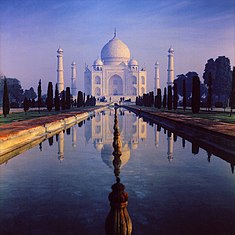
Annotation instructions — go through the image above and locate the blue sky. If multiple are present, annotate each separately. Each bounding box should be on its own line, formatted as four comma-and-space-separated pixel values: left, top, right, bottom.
0, 0, 234, 92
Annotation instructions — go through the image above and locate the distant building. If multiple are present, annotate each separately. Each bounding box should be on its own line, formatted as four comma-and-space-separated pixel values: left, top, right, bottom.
84, 30, 147, 101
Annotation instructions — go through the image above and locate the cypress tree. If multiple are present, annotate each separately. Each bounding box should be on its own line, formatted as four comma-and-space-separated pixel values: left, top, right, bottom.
54, 84, 60, 111
207, 72, 213, 111
37, 79, 42, 113
230, 67, 235, 116
157, 88, 162, 109
183, 79, 186, 111
66, 87, 71, 109
163, 87, 167, 109
173, 82, 178, 110
3, 78, 10, 117
46, 82, 53, 111
192, 76, 201, 113
167, 85, 172, 110
23, 97, 30, 114
61, 90, 66, 110
77, 91, 83, 107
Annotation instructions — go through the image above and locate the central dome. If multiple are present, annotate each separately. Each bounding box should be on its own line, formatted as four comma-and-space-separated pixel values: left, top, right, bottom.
101, 35, 131, 65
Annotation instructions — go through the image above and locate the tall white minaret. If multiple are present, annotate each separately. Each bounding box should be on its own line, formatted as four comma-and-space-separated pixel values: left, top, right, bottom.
167, 46, 174, 86
71, 61, 77, 98
57, 47, 64, 93
154, 61, 160, 96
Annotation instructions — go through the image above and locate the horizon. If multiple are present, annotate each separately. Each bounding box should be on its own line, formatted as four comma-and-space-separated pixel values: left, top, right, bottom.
0, 0, 235, 93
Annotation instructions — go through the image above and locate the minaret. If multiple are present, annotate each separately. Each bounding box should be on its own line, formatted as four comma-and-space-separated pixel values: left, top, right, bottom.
154, 61, 160, 96
167, 131, 173, 162
167, 46, 174, 86
72, 126, 76, 148
58, 131, 65, 162
71, 61, 77, 98
154, 125, 159, 148
57, 47, 64, 93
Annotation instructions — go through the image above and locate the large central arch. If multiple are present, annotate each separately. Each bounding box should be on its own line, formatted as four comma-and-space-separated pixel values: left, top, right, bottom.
109, 75, 123, 96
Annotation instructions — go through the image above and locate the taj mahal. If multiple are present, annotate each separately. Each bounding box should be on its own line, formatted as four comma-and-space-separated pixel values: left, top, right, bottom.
84, 30, 147, 101
56, 30, 175, 100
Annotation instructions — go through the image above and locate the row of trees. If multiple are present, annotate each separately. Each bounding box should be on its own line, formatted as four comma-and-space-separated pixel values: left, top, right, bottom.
136, 70, 235, 114
2, 79, 96, 117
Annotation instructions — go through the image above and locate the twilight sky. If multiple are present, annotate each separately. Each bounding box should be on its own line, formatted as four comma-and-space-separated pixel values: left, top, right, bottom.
0, 0, 235, 93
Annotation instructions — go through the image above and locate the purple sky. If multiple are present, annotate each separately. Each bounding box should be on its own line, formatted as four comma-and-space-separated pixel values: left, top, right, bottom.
0, 0, 235, 93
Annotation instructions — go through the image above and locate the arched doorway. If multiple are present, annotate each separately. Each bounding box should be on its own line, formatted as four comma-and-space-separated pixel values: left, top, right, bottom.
109, 75, 123, 96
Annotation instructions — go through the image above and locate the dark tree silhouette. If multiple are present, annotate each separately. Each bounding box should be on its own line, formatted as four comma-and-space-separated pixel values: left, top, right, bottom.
207, 72, 213, 111
230, 67, 235, 116
46, 82, 53, 112
192, 76, 200, 113
167, 85, 172, 110
173, 82, 178, 110
163, 87, 167, 109
156, 88, 162, 109
183, 79, 186, 111
3, 78, 10, 117
77, 91, 84, 107
66, 87, 71, 109
37, 79, 42, 113
54, 84, 60, 111
23, 97, 30, 114
61, 90, 66, 110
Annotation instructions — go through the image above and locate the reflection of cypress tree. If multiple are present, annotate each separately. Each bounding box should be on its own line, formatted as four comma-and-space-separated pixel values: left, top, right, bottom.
39, 142, 42, 151
230, 164, 234, 174
207, 151, 212, 162
173, 133, 177, 142
48, 137, 53, 146
78, 121, 83, 127
167, 85, 172, 110
167, 130, 171, 138
192, 142, 199, 155
157, 124, 161, 132
3, 78, 10, 118
164, 128, 166, 134
56, 134, 59, 142
182, 138, 185, 148
66, 128, 71, 135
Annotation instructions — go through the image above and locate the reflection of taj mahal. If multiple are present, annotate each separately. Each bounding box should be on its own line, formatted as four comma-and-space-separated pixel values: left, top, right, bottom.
85, 109, 147, 167
84, 30, 147, 101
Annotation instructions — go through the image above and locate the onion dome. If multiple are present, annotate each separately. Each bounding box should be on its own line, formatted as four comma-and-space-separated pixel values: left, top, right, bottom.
93, 58, 103, 66
168, 46, 174, 53
101, 34, 130, 65
128, 58, 139, 66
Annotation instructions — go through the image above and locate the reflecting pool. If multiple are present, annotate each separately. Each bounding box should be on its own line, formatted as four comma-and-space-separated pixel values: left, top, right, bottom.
0, 108, 235, 234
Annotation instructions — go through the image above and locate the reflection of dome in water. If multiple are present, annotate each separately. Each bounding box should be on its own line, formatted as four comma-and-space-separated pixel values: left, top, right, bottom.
101, 143, 130, 168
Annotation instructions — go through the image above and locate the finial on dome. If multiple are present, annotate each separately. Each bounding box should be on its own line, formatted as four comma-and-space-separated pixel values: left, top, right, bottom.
114, 27, 117, 38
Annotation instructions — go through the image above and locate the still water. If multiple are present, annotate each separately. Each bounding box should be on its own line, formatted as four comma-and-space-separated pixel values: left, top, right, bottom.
0, 108, 235, 235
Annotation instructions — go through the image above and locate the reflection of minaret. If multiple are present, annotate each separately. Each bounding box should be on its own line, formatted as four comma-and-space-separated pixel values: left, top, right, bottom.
167, 130, 173, 162
154, 125, 159, 148
154, 61, 160, 96
57, 47, 64, 93
71, 61, 77, 98
72, 126, 76, 148
58, 131, 65, 161
105, 107, 132, 235
167, 46, 174, 86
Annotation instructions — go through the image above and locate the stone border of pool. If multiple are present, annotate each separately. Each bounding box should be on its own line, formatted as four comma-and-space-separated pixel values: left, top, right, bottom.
0, 105, 108, 162
123, 105, 235, 160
